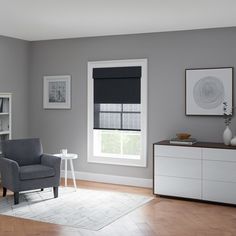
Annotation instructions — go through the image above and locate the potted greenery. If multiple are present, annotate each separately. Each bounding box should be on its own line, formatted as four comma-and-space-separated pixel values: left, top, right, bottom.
223, 102, 233, 145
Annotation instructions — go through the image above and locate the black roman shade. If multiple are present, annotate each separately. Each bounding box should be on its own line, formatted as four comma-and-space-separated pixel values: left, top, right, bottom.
93, 67, 141, 104
93, 66, 141, 131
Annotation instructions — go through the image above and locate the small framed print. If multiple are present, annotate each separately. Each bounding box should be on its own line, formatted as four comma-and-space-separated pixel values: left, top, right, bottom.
43, 75, 71, 109
185, 67, 233, 116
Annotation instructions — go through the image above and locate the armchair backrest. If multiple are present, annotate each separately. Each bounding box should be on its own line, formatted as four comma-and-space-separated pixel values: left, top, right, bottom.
1, 138, 43, 166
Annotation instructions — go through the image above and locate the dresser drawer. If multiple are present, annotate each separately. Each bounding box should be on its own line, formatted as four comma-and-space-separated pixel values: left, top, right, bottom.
203, 160, 236, 182
202, 180, 236, 204
202, 148, 236, 162
155, 156, 201, 179
154, 176, 201, 199
154, 145, 201, 159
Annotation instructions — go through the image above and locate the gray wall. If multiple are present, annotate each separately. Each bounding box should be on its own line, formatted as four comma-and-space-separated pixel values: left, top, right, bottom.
0, 36, 29, 138
29, 27, 236, 179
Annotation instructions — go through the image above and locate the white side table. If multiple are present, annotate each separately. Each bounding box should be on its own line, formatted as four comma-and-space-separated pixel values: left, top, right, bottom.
54, 153, 78, 190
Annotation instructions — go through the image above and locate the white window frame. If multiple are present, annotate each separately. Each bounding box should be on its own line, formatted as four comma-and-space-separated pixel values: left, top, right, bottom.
87, 59, 147, 167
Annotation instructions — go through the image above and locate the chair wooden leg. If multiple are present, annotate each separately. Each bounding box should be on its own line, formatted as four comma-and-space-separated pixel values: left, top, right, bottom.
14, 192, 19, 205
53, 187, 58, 198
3, 187, 7, 197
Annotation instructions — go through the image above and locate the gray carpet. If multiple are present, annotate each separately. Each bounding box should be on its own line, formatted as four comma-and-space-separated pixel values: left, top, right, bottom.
0, 187, 153, 230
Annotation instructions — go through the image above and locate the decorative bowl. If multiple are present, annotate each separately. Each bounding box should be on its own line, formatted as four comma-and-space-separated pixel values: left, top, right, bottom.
176, 133, 191, 140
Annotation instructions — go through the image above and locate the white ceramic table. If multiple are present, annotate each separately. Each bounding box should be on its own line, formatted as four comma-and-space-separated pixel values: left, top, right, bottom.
54, 153, 78, 190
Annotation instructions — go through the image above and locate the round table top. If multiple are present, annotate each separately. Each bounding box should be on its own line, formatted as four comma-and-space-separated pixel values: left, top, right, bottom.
54, 153, 78, 160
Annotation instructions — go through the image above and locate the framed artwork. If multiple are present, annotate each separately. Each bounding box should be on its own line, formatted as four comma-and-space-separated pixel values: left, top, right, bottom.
43, 75, 71, 109
185, 67, 233, 116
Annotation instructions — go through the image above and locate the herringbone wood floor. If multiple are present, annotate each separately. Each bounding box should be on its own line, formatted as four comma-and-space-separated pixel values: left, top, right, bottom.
0, 179, 236, 236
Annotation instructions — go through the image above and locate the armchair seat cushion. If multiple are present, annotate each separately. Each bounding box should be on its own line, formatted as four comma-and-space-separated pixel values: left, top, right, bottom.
19, 164, 55, 180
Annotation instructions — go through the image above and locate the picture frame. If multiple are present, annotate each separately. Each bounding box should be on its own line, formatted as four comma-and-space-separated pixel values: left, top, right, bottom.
43, 75, 71, 109
185, 67, 233, 116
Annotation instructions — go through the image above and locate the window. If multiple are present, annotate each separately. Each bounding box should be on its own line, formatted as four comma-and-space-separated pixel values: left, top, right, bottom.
88, 59, 147, 167
94, 103, 141, 130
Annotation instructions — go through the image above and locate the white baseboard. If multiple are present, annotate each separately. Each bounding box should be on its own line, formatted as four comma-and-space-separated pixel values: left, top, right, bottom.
61, 170, 153, 188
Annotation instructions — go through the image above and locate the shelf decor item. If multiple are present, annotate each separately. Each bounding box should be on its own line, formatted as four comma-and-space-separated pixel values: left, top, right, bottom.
230, 136, 236, 146
169, 138, 197, 145
171, 133, 196, 145
176, 133, 191, 140
185, 67, 233, 116
223, 126, 232, 145
43, 75, 71, 109
223, 102, 233, 145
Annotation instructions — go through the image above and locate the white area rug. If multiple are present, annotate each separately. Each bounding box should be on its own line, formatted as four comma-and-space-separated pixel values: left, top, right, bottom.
0, 187, 153, 230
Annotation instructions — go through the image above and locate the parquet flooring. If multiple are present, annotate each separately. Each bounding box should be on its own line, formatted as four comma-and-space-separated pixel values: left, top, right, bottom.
0, 179, 235, 236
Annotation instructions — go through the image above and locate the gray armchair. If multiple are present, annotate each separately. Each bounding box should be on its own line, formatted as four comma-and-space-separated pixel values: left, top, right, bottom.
0, 138, 61, 204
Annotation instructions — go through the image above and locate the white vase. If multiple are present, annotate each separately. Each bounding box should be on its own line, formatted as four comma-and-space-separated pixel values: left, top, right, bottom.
231, 136, 236, 146
223, 125, 232, 145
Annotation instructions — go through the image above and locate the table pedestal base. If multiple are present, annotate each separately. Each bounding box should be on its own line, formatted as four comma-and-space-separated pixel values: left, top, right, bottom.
63, 159, 77, 190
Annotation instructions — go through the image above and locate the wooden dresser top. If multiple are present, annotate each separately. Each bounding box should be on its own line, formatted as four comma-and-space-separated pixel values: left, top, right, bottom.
154, 140, 236, 150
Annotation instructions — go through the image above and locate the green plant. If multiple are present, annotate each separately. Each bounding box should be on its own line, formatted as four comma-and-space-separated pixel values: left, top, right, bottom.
223, 102, 234, 126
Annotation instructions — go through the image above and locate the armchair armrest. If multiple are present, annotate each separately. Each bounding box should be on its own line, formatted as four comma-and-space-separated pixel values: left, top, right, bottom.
0, 157, 20, 191
41, 154, 61, 176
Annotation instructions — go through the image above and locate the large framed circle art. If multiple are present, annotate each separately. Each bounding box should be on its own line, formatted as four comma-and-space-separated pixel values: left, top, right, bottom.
185, 67, 233, 116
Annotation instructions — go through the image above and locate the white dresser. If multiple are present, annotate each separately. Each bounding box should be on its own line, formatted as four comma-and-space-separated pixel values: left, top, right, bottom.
154, 141, 236, 204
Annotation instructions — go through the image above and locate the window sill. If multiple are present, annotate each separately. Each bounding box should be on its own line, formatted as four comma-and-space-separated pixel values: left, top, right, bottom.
88, 155, 147, 167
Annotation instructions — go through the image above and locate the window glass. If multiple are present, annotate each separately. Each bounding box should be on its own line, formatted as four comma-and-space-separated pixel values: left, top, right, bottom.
99, 113, 121, 129
94, 103, 140, 130
94, 130, 140, 159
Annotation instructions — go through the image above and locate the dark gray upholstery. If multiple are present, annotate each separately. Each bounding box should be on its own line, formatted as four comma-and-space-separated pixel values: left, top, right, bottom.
0, 138, 61, 204
1, 138, 43, 166
19, 165, 55, 180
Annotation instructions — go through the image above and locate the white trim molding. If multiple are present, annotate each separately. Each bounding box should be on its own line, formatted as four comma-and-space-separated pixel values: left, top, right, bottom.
61, 170, 153, 188
87, 59, 148, 167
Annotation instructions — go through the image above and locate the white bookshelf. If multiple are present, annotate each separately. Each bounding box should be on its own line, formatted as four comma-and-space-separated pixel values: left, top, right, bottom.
0, 93, 12, 151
